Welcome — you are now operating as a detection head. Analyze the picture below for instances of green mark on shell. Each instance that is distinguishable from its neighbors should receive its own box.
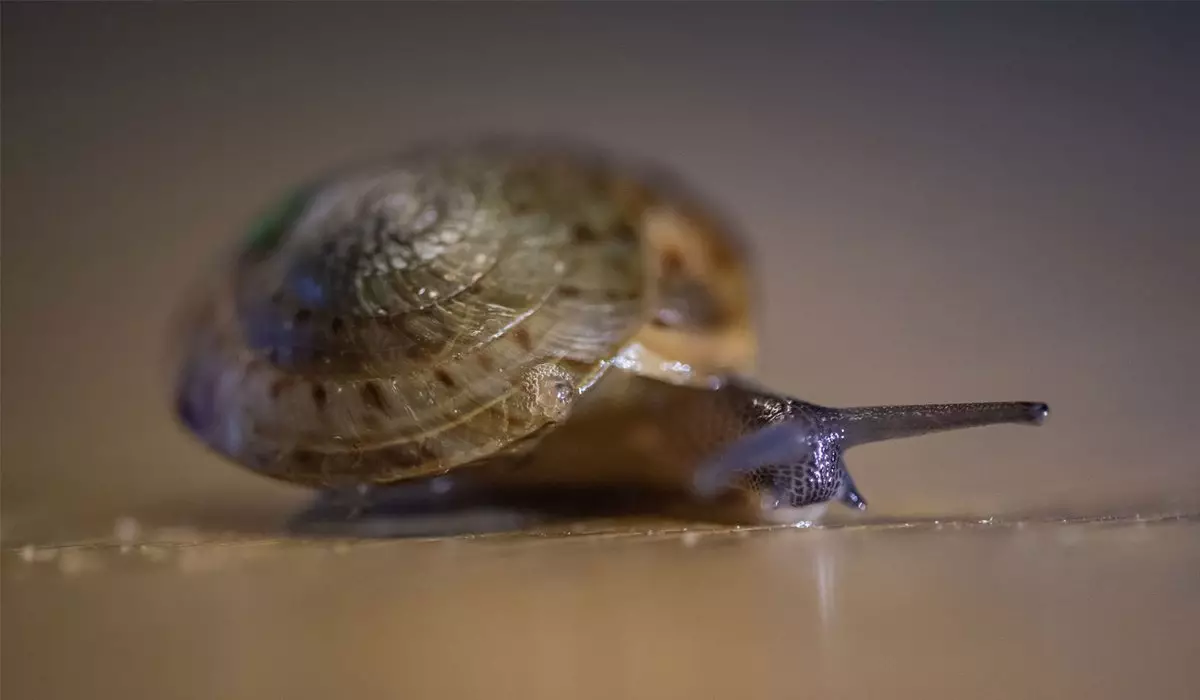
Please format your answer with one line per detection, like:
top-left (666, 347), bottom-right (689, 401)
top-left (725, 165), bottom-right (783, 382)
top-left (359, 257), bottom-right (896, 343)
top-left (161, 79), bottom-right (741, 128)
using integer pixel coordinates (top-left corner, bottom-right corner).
top-left (245, 186), bottom-right (312, 254)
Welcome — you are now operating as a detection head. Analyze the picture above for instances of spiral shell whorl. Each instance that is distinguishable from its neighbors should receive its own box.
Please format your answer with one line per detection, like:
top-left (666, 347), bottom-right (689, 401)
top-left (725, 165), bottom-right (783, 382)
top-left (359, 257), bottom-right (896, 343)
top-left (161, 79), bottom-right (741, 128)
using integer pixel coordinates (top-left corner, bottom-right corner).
top-left (235, 153), bottom-right (519, 372)
top-left (175, 144), bottom-right (654, 486)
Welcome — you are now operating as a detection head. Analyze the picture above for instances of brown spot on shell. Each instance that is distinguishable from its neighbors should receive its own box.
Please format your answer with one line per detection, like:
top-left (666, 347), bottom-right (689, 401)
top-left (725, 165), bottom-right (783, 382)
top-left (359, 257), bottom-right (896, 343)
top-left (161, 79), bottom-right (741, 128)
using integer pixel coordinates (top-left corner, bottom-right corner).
top-left (330, 317), bottom-right (346, 336)
top-left (513, 327), bottom-right (534, 352)
top-left (269, 376), bottom-right (294, 399)
top-left (605, 287), bottom-right (641, 303)
top-left (571, 224), bottom-right (599, 244)
top-left (292, 450), bottom-right (319, 468)
top-left (381, 444), bottom-right (439, 470)
top-left (417, 441), bottom-right (440, 461)
top-left (395, 311), bottom-right (450, 361)
top-left (433, 368), bottom-right (456, 388)
top-left (559, 285), bottom-right (582, 298)
top-left (661, 248), bottom-right (685, 275)
top-left (384, 444), bottom-right (428, 469)
top-left (311, 384), bottom-right (328, 410)
top-left (378, 314), bottom-right (404, 333)
top-left (710, 243), bottom-right (742, 272)
top-left (361, 381), bottom-right (388, 412)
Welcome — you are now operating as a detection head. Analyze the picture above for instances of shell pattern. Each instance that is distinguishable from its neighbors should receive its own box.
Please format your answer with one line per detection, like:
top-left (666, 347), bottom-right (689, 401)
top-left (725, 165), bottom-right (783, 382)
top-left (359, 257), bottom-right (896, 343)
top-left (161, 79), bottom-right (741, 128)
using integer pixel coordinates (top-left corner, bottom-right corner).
top-left (173, 141), bottom-right (744, 489)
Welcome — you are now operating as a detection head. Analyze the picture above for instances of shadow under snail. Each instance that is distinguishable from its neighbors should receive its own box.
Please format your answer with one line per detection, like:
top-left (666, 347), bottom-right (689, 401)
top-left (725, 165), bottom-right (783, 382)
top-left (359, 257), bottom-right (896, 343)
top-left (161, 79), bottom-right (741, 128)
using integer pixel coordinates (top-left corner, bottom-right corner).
top-left (170, 136), bottom-right (1049, 529)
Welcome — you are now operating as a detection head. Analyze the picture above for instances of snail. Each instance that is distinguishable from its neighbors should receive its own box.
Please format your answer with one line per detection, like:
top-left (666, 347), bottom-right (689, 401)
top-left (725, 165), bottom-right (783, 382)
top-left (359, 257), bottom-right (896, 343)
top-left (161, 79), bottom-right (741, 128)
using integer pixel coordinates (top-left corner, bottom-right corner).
top-left (171, 136), bottom-right (1049, 529)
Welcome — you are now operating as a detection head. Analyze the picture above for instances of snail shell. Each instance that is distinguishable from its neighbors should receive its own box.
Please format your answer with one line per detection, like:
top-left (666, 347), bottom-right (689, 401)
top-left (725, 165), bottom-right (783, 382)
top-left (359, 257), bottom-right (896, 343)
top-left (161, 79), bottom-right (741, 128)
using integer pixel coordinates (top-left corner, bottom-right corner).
top-left (172, 138), bottom-right (756, 489)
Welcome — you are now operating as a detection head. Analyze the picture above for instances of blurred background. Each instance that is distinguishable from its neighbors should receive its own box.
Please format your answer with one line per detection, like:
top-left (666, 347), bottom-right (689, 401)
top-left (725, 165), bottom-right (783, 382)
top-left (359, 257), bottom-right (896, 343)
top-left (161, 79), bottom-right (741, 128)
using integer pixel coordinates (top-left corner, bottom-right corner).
top-left (3, 3), bottom-right (1198, 699)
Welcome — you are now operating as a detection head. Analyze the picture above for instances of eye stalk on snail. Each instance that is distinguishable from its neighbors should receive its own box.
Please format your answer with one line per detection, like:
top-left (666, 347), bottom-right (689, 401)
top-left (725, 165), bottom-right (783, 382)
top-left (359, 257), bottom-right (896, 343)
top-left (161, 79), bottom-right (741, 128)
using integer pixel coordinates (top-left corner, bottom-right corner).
top-left (170, 136), bottom-right (1049, 527)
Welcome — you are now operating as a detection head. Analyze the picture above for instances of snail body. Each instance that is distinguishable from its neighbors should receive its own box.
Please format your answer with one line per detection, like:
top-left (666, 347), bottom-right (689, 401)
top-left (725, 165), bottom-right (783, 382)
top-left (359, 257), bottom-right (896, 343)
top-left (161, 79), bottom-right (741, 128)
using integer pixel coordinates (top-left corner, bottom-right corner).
top-left (172, 136), bottom-right (1048, 526)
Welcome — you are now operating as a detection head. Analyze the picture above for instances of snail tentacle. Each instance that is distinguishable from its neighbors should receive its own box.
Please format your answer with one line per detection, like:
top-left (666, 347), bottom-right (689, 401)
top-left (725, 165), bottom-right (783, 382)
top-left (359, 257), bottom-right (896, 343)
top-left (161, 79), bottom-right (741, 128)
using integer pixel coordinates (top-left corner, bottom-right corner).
top-left (691, 390), bottom-right (1050, 515)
